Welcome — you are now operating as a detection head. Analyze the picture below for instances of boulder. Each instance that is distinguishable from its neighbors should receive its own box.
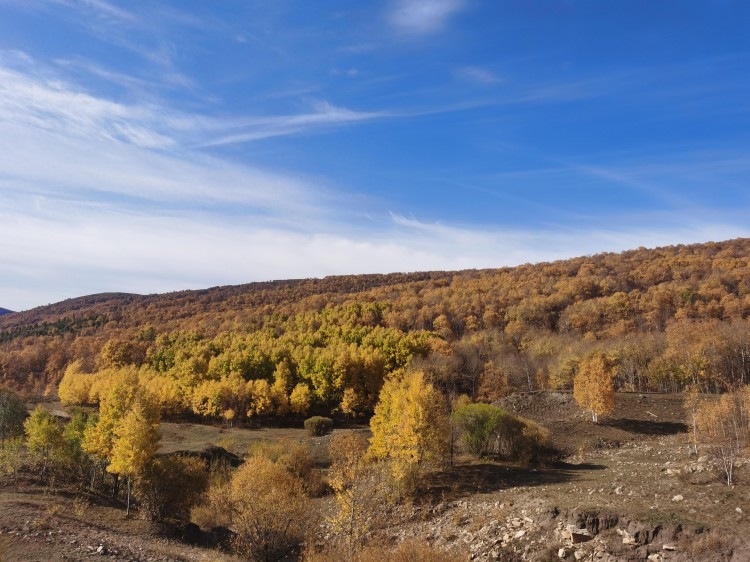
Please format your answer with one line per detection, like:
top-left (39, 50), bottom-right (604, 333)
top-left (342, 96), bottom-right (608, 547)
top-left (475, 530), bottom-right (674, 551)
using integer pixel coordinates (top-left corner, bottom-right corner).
top-left (566, 525), bottom-right (594, 544)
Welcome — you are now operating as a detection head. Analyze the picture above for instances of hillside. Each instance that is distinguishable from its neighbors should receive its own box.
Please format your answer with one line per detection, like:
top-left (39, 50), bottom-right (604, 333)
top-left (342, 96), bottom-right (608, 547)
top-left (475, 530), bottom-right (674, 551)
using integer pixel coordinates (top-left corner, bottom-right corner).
top-left (1, 238), bottom-right (749, 411)
top-left (2, 392), bottom-right (748, 562)
top-left (0, 307), bottom-right (12, 317)
top-left (2, 239), bottom-right (750, 562)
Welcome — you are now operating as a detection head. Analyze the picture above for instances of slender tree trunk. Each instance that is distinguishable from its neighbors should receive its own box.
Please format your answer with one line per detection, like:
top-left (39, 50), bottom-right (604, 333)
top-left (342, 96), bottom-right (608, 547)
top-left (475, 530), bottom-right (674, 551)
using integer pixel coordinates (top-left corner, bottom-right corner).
top-left (126, 477), bottom-right (131, 517)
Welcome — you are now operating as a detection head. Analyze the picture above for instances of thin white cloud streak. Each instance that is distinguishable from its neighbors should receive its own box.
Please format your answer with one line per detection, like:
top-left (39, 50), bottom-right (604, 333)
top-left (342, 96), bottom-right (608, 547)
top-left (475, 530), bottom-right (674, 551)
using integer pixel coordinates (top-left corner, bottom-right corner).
top-left (202, 101), bottom-right (388, 147)
top-left (0, 0), bottom-right (135, 23)
top-left (0, 122), bottom-right (325, 216)
top-left (455, 66), bottom-right (503, 85)
top-left (66, 0), bottom-right (135, 23)
top-left (0, 59), bottom-right (175, 148)
top-left (3, 196), bottom-right (749, 312)
top-left (0, 53), bottom-right (387, 150)
top-left (389, 0), bottom-right (466, 34)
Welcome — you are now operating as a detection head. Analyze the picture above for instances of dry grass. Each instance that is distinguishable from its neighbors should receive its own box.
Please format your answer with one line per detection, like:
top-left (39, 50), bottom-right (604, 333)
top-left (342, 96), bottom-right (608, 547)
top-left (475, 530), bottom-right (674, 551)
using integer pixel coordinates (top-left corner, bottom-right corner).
top-left (72, 496), bottom-right (89, 518)
top-left (304, 539), bottom-right (467, 562)
top-left (680, 529), bottom-right (729, 557)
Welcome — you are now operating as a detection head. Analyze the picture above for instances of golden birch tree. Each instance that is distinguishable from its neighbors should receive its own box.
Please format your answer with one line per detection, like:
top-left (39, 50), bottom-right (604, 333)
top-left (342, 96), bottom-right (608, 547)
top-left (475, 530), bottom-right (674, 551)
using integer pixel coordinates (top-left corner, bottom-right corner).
top-left (368, 370), bottom-right (449, 496)
top-left (107, 399), bottom-right (161, 516)
top-left (573, 354), bottom-right (615, 423)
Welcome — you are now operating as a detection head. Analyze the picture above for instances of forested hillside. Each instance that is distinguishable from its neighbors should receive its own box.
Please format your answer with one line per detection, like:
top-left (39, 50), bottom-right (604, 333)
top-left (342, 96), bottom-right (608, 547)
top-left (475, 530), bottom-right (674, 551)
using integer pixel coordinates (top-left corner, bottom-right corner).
top-left (2, 238), bottom-right (750, 421)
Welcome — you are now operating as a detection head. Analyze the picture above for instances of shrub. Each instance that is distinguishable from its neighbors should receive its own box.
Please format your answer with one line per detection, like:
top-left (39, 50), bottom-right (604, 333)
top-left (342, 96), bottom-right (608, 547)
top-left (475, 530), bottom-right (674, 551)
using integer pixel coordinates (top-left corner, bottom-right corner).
top-left (220, 456), bottom-right (313, 561)
top-left (0, 437), bottom-right (25, 479)
top-left (248, 439), bottom-right (322, 495)
top-left (452, 403), bottom-right (506, 458)
top-left (304, 416), bottom-right (333, 436)
top-left (496, 414), bottom-right (550, 463)
top-left (328, 431), bottom-right (387, 556)
top-left (139, 455), bottom-right (208, 522)
top-left (0, 388), bottom-right (27, 443)
top-left (451, 403), bottom-right (549, 462)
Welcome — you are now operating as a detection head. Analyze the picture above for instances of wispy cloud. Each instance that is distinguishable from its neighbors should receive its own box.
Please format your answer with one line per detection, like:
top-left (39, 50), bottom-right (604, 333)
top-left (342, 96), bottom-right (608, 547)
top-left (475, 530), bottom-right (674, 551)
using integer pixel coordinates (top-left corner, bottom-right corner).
top-left (388, 0), bottom-right (466, 35)
top-left (1, 0), bottom-right (192, 80)
top-left (0, 52), bottom-right (387, 151)
top-left (0, 57), bottom-right (174, 149)
top-left (455, 66), bottom-right (503, 85)
top-left (5, 183), bottom-right (747, 312)
top-left (66, 0), bottom-right (135, 23)
top-left (202, 101), bottom-right (388, 147)
top-left (1, 0), bottom-right (137, 23)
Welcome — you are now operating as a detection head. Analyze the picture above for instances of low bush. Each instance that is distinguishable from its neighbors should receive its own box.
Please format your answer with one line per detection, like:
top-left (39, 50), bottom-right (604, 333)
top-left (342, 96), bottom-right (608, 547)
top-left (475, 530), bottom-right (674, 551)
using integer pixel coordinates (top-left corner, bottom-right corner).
top-left (304, 416), bottom-right (333, 436)
top-left (226, 456), bottom-right (313, 561)
top-left (248, 439), bottom-right (323, 495)
top-left (139, 455), bottom-right (208, 522)
top-left (451, 403), bottom-right (549, 463)
top-left (452, 403), bottom-right (506, 458)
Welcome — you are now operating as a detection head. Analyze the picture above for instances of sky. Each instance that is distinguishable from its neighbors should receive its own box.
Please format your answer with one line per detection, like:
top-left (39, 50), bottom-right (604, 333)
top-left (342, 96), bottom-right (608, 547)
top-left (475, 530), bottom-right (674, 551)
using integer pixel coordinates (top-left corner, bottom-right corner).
top-left (1, 1), bottom-right (750, 311)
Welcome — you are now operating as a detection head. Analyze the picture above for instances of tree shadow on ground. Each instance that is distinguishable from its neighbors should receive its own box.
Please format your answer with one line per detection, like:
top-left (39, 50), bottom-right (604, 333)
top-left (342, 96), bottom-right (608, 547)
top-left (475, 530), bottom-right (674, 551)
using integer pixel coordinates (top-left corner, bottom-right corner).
top-left (423, 461), bottom-right (606, 503)
top-left (602, 418), bottom-right (687, 436)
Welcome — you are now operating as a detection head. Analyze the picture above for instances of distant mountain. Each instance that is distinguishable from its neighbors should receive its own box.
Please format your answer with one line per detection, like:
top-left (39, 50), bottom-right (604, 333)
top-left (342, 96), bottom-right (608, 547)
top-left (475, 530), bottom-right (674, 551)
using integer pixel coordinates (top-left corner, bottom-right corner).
top-left (0, 308), bottom-right (12, 316)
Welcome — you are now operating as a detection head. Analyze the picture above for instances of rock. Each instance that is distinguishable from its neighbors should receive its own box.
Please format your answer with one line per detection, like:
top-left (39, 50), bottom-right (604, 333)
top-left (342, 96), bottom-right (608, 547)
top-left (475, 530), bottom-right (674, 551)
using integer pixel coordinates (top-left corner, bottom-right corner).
top-left (647, 554), bottom-right (663, 562)
top-left (574, 550), bottom-right (586, 560)
top-left (558, 547), bottom-right (568, 559)
top-left (615, 486), bottom-right (624, 495)
top-left (697, 455), bottom-right (709, 463)
top-left (566, 525), bottom-right (594, 544)
top-left (514, 529), bottom-right (527, 539)
top-left (737, 507), bottom-right (743, 514)
top-left (663, 544), bottom-right (677, 551)
top-left (617, 528), bottom-right (637, 545)
top-left (671, 495), bottom-right (684, 502)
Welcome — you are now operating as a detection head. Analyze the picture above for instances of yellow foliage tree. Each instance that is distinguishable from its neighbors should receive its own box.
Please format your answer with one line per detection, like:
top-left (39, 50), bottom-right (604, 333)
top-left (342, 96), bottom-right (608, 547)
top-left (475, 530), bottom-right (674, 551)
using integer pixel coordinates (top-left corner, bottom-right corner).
top-left (83, 372), bottom-right (140, 494)
top-left (328, 431), bottom-right (385, 560)
top-left (340, 387), bottom-right (366, 419)
top-left (191, 379), bottom-right (223, 418)
top-left (58, 362), bottom-right (94, 405)
top-left (368, 370), bottom-right (449, 496)
top-left (272, 361), bottom-right (293, 415)
top-left (695, 387), bottom-right (750, 485)
top-left (573, 354), bottom-right (615, 423)
top-left (248, 379), bottom-right (274, 416)
top-left (290, 383), bottom-right (312, 416)
top-left (107, 399), bottom-right (161, 516)
top-left (24, 406), bottom-right (63, 469)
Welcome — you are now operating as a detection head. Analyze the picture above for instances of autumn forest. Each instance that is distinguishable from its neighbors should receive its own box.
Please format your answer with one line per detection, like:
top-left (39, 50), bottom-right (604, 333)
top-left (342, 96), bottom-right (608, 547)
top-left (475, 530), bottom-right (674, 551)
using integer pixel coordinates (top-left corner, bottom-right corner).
top-left (3, 238), bottom-right (750, 561)
top-left (3, 238), bottom-right (750, 414)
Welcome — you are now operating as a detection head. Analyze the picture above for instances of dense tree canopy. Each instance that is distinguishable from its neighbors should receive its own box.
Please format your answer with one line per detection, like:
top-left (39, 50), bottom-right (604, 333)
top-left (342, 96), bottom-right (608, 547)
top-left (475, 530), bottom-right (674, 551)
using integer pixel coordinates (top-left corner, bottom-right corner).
top-left (2, 238), bottom-right (750, 413)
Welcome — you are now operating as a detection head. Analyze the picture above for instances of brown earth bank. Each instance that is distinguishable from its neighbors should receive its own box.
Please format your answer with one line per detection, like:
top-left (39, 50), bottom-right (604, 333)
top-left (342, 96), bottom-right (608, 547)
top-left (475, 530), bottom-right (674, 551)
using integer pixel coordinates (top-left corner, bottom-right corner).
top-left (1, 392), bottom-right (749, 561)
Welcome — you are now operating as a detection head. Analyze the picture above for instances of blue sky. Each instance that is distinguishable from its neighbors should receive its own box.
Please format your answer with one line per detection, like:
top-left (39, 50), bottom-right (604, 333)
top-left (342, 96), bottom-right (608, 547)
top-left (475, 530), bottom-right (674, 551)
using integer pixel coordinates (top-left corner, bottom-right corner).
top-left (1, 0), bottom-right (749, 311)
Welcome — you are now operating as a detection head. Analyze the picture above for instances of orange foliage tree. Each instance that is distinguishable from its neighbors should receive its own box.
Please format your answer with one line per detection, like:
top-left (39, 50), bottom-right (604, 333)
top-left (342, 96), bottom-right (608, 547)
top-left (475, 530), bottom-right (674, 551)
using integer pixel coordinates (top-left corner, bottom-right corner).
top-left (573, 353), bottom-right (615, 423)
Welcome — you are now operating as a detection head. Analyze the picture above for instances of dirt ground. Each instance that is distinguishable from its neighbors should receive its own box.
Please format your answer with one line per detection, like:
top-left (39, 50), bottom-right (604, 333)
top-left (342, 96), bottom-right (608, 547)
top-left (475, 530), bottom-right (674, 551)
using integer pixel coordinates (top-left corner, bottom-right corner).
top-left (389, 392), bottom-right (750, 561)
top-left (2, 393), bottom-right (749, 561)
